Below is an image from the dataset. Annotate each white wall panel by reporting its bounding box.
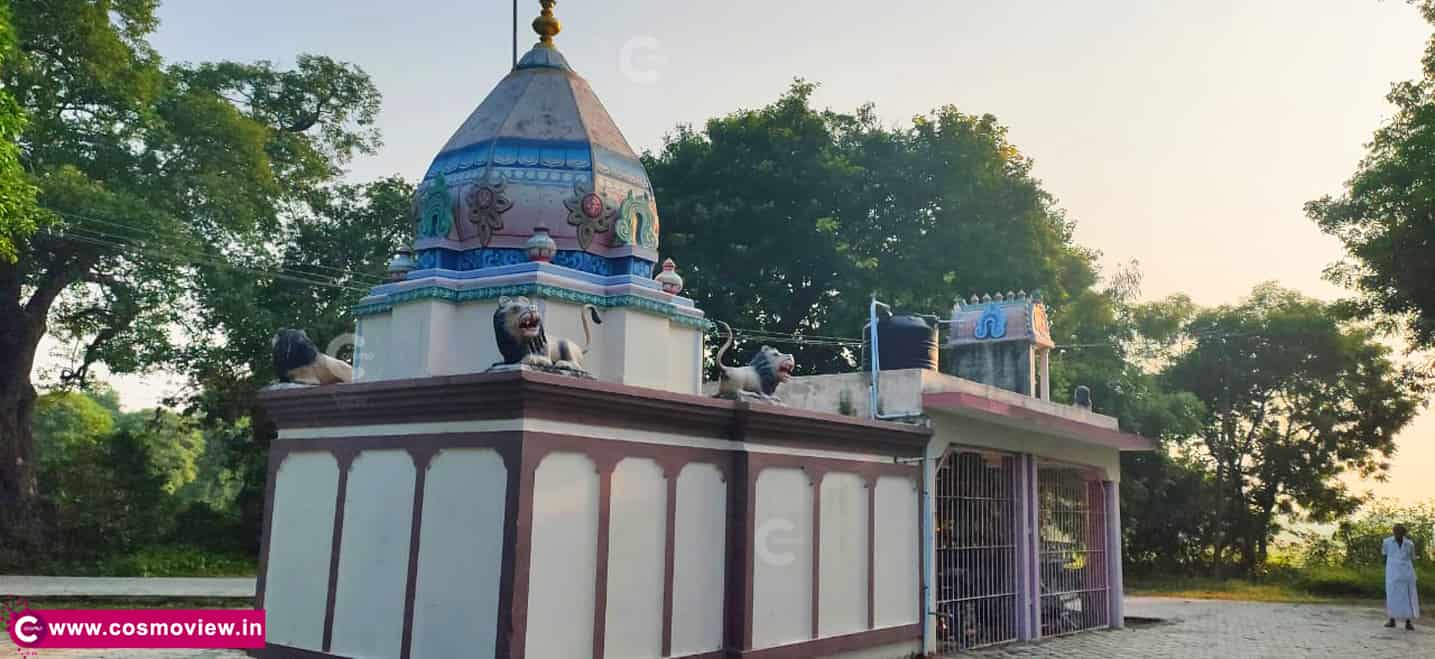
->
[331,450,416,659]
[525,452,600,659]
[873,476,919,627]
[603,458,667,659]
[752,467,813,648]
[671,463,727,656]
[264,452,339,650]
[410,449,509,659]
[819,472,870,637]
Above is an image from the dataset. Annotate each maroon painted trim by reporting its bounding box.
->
[591,456,617,659]
[254,439,284,611]
[253,642,343,658]
[922,391,1153,450]
[865,474,877,631]
[810,469,824,640]
[735,453,918,652]
[735,453,757,651]
[517,432,734,659]
[320,448,357,653]
[507,440,539,659]
[494,443,523,659]
[660,467,679,657]
[398,447,436,659]
[263,433,524,659]
[259,410,925,659]
[734,623,920,659]
[259,369,930,456]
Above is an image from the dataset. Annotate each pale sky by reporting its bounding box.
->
[44,1,1434,503]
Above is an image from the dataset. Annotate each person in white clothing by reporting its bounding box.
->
[1383,523,1419,631]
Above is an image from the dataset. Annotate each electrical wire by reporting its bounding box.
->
[48,209,390,286]
[37,211,1306,352]
[44,228,376,294]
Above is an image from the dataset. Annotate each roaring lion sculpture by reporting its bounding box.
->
[493,296,602,373]
[713,321,795,402]
[272,328,353,385]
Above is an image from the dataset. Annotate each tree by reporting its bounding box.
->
[179,177,412,547]
[0,2,38,262]
[645,81,1097,372]
[1161,284,1426,575]
[1307,1,1435,349]
[27,388,196,563]
[0,0,380,547]
[1044,270,1211,573]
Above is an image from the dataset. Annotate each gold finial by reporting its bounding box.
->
[532,0,561,48]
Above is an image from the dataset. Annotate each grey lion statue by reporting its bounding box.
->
[493,296,603,373]
[272,329,353,385]
[714,321,795,402]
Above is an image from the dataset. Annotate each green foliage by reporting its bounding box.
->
[1306,1,1435,348]
[1337,499,1435,567]
[33,390,115,469]
[645,80,1097,372]
[1160,284,1427,574]
[0,2,40,262]
[0,0,387,534]
[32,545,257,579]
[1293,564,1435,601]
[24,385,251,571]
[1128,568,1435,603]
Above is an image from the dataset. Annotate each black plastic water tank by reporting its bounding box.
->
[862,314,939,371]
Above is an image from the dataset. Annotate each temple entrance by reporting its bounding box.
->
[934,449,1020,653]
[1036,464,1110,637]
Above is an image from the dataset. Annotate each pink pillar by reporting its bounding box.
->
[1023,456,1041,641]
[1104,481,1124,629]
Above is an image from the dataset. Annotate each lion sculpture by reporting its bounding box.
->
[493,296,602,373]
[272,328,353,385]
[713,321,795,402]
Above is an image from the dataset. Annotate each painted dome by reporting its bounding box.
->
[412,1,659,277]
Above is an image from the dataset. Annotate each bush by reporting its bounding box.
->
[1294,565,1435,600]
[28,545,258,578]
[169,502,249,555]
[1338,500,1435,568]
[101,546,257,578]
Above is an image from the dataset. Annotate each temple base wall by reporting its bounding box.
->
[255,372,930,659]
[356,296,703,394]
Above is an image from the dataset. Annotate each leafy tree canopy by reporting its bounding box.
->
[645,80,1097,372]
[0,0,388,544]
[1161,283,1426,572]
[0,2,39,261]
[1307,0,1435,348]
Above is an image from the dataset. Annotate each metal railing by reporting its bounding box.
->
[935,450,1020,652]
[1036,466,1110,638]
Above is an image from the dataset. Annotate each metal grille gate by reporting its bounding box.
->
[935,450,1019,652]
[1036,465,1110,637]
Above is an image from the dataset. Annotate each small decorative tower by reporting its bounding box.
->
[944,290,1055,399]
[351,0,705,392]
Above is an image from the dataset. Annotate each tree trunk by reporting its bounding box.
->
[0,317,42,553]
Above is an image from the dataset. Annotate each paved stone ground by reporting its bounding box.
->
[17,597,1433,658]
[972,596,1433,658]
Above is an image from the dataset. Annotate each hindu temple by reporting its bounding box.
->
[255,3,1153,658]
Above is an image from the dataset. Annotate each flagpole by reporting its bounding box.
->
[512,0,518,67]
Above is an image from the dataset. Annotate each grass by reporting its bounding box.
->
[1127,576,1358,604]
[1129,564,1435,619]
[15,597,252,610]
[25,546,258,578]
